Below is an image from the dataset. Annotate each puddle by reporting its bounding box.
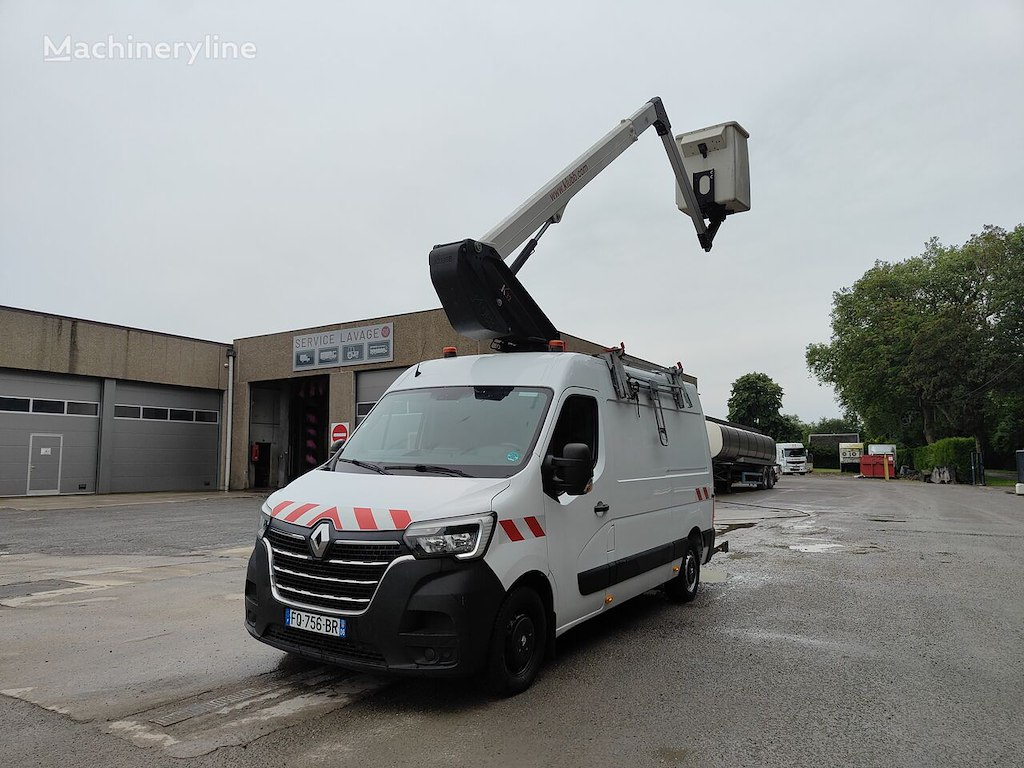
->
[716,522,756,535]
[0,579,78,600]
[724,550,758,560]
[700,567,727,583]
[788,542,843,554]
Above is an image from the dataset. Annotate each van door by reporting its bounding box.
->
[541,391,610,632]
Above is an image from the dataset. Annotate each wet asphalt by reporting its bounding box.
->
[1,475,1022,767]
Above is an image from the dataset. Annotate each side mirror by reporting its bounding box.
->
[543,442,594,497]
[329,439,346,455]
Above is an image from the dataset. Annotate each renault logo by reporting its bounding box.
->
[308,520,331,558]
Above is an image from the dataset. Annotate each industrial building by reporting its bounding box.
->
[0,305,607,497]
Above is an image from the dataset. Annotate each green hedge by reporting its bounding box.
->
[913,438,976,482]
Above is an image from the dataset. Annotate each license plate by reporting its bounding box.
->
[284,608,346,638]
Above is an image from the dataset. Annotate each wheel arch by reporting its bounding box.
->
[508,570,556,661]
[687,526,704,560]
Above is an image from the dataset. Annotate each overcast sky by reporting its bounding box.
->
[2,1,1021,421]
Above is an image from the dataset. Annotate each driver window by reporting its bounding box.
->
[547,395,598,464]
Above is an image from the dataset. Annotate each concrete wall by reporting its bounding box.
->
[229,308,604,490]
[0,306,230,390]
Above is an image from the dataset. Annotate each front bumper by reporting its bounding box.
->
[244,531,505,677]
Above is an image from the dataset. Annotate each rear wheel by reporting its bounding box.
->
[666,540,700,603]
[485,586,547,696]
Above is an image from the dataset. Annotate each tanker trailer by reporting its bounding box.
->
[705,416,777,493]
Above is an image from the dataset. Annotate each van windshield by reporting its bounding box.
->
[784,447,806,457]
[337,386,553,478]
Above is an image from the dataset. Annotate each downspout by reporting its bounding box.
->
[223,346,235,492]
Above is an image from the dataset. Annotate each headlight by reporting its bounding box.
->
[403,512,496,561]
[257,509,271,538]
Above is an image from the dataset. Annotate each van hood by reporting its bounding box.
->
[263,469,511,531]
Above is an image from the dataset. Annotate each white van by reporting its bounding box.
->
[245,348,717,694]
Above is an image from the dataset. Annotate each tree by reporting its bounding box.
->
[806,224,1024,461]
[776,413,807,444]
[727,372,789,438]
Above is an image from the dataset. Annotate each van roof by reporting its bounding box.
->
[390,352,608,392]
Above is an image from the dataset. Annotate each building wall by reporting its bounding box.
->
[0,306,230,496]
[229,308,604,490]
[3,305,614,494]
[1,306,229,389]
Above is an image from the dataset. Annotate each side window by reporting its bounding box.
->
[547,395,598,464]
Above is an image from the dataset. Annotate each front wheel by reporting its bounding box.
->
[665,540,701,603]
[485,586,547,696]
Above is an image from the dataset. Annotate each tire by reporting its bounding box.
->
[485,586,547,696]
[665,540,701,603]
[766,469,776,489]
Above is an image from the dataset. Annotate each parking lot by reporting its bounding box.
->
[2,474,1022,768]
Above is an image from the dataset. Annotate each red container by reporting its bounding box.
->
[860,455,895,478]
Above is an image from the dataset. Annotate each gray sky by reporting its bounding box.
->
[2,0,1022,421]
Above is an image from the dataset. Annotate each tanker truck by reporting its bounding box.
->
[705,416,777,493]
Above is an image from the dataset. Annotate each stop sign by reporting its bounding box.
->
[331,422,349,444]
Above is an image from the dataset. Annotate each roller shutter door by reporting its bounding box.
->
[355,368,405,425]
[108,382,221,492]
[0,370,101,496]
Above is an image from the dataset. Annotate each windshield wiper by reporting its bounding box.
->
[383,463,472,478]
[336,458,390,475]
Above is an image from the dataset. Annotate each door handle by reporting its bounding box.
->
[594,502,609,516]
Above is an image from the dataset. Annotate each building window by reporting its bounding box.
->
[355,401,375,426]
[114,404,217,423]
[66,401,100,416]
[32,399,65,414]
[0,396,31,412]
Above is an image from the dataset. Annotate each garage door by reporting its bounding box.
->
[0,370,101,496]
[108,382,221,493]
[355,368,405,425]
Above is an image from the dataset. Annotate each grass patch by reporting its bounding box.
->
[809,467,841,474]
[986,473,1017,488]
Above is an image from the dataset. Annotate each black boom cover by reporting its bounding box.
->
[429,239,558,352]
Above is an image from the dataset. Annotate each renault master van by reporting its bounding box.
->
[245,347,716,694]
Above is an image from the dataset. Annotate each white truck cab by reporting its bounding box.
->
[776,442,809,475]
[245,349,716,693]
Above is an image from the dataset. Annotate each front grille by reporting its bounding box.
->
[265,527,403,614]
[264,624,386,666]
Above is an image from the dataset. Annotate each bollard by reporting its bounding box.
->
[1016,450,1024,496]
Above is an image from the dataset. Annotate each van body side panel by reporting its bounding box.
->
[600,380,714,603]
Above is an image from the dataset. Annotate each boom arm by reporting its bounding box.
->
[483,97,710,266]
[429,97,740,351]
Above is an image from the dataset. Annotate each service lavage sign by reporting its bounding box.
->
[293,323,394,371]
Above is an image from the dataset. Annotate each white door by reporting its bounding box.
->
[27,434,63,495]
[541,392,610,632]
